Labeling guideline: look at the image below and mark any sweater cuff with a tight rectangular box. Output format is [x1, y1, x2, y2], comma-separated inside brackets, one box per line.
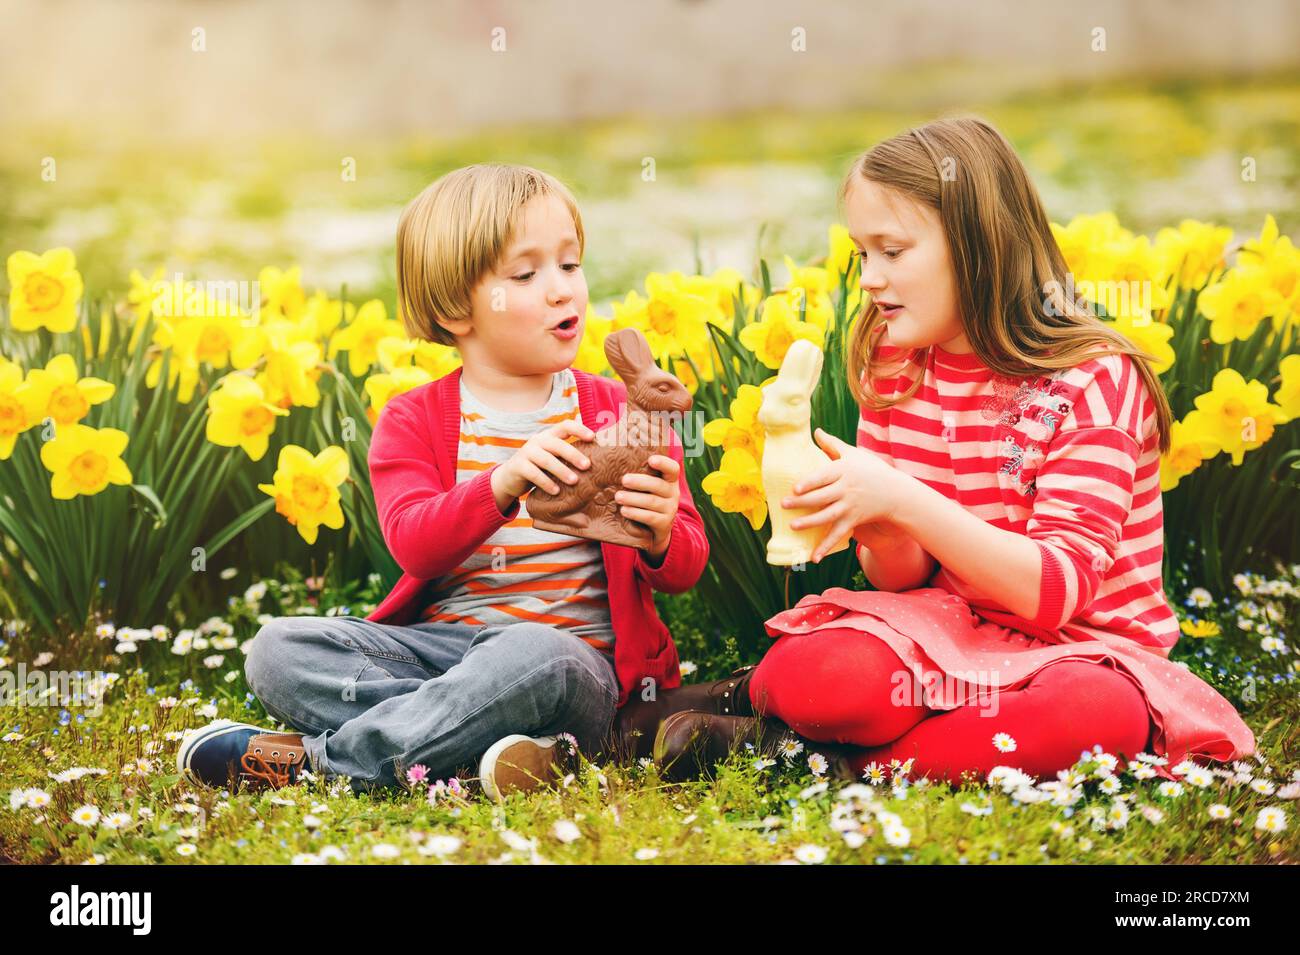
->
[635, 525, 690, 592]
[1033, 541, 1068, 628]
[476, 465, 520, 522]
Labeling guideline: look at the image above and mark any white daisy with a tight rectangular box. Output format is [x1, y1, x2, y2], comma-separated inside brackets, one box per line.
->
[1254, 807, 1287, 833]
[370, 843, 401, 859]
[883, 823, 911, 847]
[778, 738, 804, 759]
[175, 843, 197, 857]
[419, 835, 461, 857]
[992, 732, 1017, 752]
[793, 843, 828, 864]
[71, 805, 100, 827]
[842, 830, 867, 849]
[1207, 804, 1232, 820]
[633, 847, 660, 860]
[101, 812, 132, 829]
[807, 752, 828, 777]
[1250, 778, 1277, 796]
[1157, 781, 1184, 798]
[552, 819, 582, 844]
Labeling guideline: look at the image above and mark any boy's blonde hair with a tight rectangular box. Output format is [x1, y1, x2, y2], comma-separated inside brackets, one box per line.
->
[396, 163, 585, 346]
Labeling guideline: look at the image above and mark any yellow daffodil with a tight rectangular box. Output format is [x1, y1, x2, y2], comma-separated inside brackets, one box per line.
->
[412, 340, 461, 380]
[1198, 266, 1284, 345]
[205, 374, 289, 461]
[365, 365, 433, 418]
[232, 319, 323, 408]
[258, 266, 307, 322]
[700, 447, 767, 531]
[612, 272, 719, 362]
[17, 353, 115, 426]
[328, 300, 404, 377]
[574, 307, 612, 375]
[7, 248, 84, 334]
[1188, 368, 1289, 465]
[1159, 416, 1220, 492]
[300, 292, 351, 342]
[828, 224, 858, 280]
[1275, 353, 1300, 420]
[257, 445, 348, 545]
[739, 295, 824, 369]
[1179, 619, 1221, 638]
[38, 423, 132, 499]
[702, 384, 766, 461]
[1106, 314, 1175, 374]
[1153, 220, 1232, 289]
[125, 267, 165, 354]
[0, 357, 35, 459]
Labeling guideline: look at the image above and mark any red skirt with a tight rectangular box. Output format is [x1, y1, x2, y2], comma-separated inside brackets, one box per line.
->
[763, 586, 1257, 781]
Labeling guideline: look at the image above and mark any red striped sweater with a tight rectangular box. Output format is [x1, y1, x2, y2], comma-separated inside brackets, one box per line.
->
[857, 340, 1179, 653]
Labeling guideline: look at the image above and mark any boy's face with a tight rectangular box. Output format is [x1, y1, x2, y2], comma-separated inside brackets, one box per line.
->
[845, 177, 970, 353]
[449, 193, 588, 374]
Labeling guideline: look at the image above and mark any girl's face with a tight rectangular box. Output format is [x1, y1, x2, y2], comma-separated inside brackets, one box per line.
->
[844, 177, 972, 354]
[451, 192, 588, 375]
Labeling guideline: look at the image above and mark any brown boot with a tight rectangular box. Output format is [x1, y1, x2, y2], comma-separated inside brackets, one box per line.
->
[652, 712, 861, 783]
[609, 665, 758, 761]
[238, 733, 311, 790]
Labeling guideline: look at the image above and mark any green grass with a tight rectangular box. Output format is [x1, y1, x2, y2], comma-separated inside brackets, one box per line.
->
[1, 563, 1296, 865]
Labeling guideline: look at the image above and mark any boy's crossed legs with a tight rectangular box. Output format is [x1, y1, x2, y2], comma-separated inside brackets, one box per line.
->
[180, 616, 619, 798]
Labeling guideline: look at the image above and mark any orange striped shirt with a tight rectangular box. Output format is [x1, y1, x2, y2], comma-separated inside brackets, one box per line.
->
[420, 368, 615, 650]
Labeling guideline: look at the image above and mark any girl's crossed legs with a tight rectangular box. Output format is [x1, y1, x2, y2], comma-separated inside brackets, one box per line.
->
[748, 626, 1152, 783]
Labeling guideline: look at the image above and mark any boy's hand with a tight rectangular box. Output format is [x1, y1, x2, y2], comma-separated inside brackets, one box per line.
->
[616, 454, 680, 561]
[491, 419, 596, 508]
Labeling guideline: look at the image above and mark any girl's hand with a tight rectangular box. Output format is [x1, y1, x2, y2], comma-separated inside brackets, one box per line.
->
[615, 454, 680, 562]
[494, 419, 596, 501]
[781, 428, 917, 563]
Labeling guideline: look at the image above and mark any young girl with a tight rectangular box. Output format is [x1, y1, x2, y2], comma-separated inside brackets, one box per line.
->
[650, 117, 1256, 786]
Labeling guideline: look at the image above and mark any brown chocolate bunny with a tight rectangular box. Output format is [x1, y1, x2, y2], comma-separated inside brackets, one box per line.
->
[526, 327, 693, 547]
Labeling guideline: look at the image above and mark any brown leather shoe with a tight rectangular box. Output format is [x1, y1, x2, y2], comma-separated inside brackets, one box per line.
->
[610, 665, 758, 761]
[651, 712, 860, 783]
[239, 732, 310, 790]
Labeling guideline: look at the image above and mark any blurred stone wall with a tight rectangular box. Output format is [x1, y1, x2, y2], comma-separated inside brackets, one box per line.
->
[2, 0, 1298, 138]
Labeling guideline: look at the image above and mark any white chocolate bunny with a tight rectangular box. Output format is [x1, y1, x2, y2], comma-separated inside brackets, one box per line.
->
[758, 339, 851, 566]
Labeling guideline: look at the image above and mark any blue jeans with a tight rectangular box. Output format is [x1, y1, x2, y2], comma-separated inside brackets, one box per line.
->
[243, 616, 620, 790]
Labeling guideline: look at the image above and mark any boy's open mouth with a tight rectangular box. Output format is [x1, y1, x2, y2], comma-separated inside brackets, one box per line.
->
[555, 316, 579, 331]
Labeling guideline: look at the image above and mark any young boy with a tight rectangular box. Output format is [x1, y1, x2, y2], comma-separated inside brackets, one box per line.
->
[178, 164, 709, 800]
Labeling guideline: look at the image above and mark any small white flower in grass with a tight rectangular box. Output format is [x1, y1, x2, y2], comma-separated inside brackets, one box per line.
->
[1254, 807, 1287, 833]
[1098, 775, 1123, 795]
[842, 830, 866, 849]
[793, 844, 827, 864]
[1157, 781, 1184, 799]
[1106, 801, 1130, 829]
[500, 830, 537, 854]
[883, 823, 911, 847]
[302, 814, 322, 830]
[837, 783, 875, 802]
[115, 641, 138, 654]
[1277, 782, 1300, 800]
[176, 844, 197, 857]
[1140, 805, 1165, 824]
[959, 800, 993, 816]
[862, 762, 887, 786]
[224, 671, 239, 684]
[799, 781, 828, 800]
[2, 732, 23, 743]
[319, 845, 346, 862]
[678, 661, 697, 676]
[196, 703, 218, 719]
[71, 805, 100, 827]
[101, 812, 132, 830]
[753, 757, 776, 771]
[633, 847, 659, 860]
[992, 732, 1017, 752]
[24, 789, 52, 809]
[1183, 766, 1214, 788]
[292, 853, 323, 865]
[1132, 765, 1157, 781]
[419, 835, 461, 857]
[552, 819, 582, 844]
[202, 654, 224, 669]
[1250, 778, 1276, 796]
[1136, 752, 1168, 766]
[371, 843, 400, 859]
[875, 810, 902, 828]
[807, 752, 828, 777]
[157, 696, 179, 709]
[1207, 804, 1232, 820]
[778, 737, 804, 760]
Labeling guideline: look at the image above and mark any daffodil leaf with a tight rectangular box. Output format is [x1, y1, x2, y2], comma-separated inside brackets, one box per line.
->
[129, 483, 167, 527]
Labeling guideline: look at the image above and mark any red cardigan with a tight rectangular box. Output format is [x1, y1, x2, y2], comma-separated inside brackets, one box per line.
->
[365, 365, 710, 707]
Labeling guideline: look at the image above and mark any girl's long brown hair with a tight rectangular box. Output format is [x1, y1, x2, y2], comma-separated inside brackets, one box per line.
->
[844, 117, 1173, 455]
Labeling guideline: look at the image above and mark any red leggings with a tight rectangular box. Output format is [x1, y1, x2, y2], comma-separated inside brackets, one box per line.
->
[749, 627, 1153, 784]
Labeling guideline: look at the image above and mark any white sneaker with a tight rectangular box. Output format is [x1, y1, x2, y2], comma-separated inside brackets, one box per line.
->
[478, 734, 560, 803]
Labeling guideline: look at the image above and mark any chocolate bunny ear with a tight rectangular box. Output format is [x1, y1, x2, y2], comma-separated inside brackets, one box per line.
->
[603, 327, 654, 383]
